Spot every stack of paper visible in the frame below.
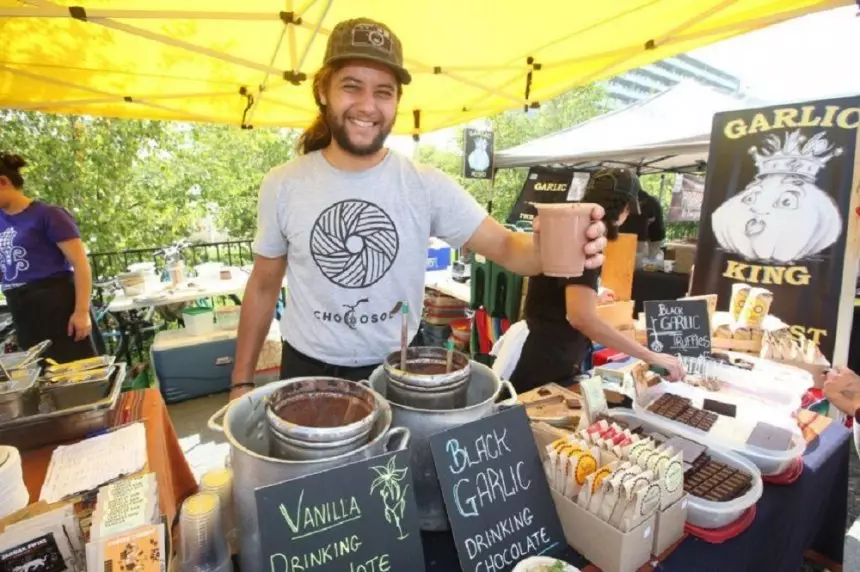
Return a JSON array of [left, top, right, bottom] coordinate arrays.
[[90, 473, 160, 541], [40, 423, 147, 504], [85, 473, 164, 572]]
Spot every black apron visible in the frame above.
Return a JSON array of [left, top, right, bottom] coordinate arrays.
[[5, 273, 98, 364], [280, 329, 426, 381]]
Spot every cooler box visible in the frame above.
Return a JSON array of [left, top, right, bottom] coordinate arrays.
[[427, 238, 452, 271], [152, 329, 237, 404]]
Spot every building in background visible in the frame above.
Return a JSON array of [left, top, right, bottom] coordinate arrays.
[[605, 53, 742, 107]]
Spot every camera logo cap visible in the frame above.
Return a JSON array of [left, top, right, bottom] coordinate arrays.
[[324, 18, 412, 85]]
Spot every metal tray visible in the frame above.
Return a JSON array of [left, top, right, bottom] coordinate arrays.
[[0, 366, 42, 422], [0, 363, 127, 450], [45, 355, 116, 376]]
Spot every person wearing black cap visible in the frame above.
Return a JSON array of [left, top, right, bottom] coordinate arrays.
[[619, 187, 666, 258], [508, 168, 685, 392], [229, 18, 610, 399]]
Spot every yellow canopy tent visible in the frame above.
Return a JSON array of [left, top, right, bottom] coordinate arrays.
[[0, 0, 849, 135]]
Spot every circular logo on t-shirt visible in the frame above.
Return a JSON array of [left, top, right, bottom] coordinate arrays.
[[310, 199, 400, 289]]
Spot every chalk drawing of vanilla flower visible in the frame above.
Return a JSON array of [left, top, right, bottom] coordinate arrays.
[[370, 455, 410, 540]]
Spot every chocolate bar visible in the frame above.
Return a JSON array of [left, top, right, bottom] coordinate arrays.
[[746, 421, 795, 451], [683, 458, 753, 502], [703, 398, 737, 418]]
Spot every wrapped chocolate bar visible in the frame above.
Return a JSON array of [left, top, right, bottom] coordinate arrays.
[[620, 480, 662, 532], [712, 312, 733, 339], [563, 450, 598, 498], [730, 323, 753, 341], [609, 470, 655, 529], [729, 283, 751, 322], [577, 462, 618, 509], [738, 287, 773, 328]]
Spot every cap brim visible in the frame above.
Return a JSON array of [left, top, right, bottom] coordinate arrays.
[[326, 53, 412, 85]]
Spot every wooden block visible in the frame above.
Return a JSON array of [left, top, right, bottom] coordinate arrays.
[[601, 232, 637, 301]]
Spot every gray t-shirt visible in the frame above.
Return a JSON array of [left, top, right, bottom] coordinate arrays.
[[253, 150, 487, 367]]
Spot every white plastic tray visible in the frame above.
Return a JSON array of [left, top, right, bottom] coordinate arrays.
[[633, 383, 805, 476], [608, 409, 763, 529]]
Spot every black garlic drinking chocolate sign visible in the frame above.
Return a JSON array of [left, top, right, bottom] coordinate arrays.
[[255, 450, 424, 572], [690, 97, 860, 363], [644, 299, 711, 357], [429, 405, 566, 572]]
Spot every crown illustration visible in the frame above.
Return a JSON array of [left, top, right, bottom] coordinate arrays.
[[748, 130, 843, 179]]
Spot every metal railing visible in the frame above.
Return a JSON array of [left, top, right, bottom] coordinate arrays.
[[88, 239, 254, 282]]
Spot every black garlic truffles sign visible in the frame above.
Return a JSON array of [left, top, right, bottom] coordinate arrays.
[[255, 450, 424, 572], [429, 405, 566, 572], [644, 299, 711, 357]]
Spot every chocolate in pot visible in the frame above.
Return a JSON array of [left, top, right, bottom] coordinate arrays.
[[274, 392, 373, 428]]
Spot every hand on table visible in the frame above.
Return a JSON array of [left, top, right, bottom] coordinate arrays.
[[68, 310, 92, 341], [650, 353, 686, 381], [533, 204, 608, 270]]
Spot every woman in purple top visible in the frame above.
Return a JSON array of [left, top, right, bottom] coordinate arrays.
[[0, 153, 96, 363]]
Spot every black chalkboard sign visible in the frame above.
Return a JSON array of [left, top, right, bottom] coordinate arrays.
[[644, 299, 711, 357], [255, 450, 425, 572], [429, 405, 566, 572]]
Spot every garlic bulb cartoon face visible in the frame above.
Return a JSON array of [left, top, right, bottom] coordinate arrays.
[[468, 137, 491, 172], [711, 130, 843, 264]]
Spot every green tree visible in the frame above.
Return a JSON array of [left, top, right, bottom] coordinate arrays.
[[417, 85, 608, 221], [0, 111, 204, 253]]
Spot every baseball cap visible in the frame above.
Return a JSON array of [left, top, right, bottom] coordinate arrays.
[[323, 18, 412, 85], [585, 167, 642, 215]]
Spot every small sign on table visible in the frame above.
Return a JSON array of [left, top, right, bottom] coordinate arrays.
[[429, 405, 566, 572], [644, 299, 712, 357], [256, 450, 425, 572]]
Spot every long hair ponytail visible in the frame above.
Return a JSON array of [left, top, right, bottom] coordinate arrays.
[[297, 64, 339, 155]]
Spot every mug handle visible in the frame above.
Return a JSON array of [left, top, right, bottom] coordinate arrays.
[[385, 427, 411, 452], [495, 380, 519, 409]]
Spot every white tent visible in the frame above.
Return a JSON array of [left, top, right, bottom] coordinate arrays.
[[493, 81, 767, 173]]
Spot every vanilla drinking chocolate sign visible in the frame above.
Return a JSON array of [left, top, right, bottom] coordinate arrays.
[[690, 97, 860, 363]]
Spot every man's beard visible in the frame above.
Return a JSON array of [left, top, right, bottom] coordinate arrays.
[[326, 107, 392, 156]]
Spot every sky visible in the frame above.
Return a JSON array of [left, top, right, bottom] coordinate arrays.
[[387, 5, 860, 155]]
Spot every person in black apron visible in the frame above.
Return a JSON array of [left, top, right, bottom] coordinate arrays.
[[0, 153, 97, 364], [509, 168, 685, 393]]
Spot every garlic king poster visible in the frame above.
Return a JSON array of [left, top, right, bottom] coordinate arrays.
[[690, 97, 860, 363]]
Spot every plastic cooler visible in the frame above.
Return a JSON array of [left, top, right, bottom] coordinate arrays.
[[151, 329, 237, 404], [633, 382, 805, 476], [608, 409, 763, 530]]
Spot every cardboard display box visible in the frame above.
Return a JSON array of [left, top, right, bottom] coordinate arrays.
[[653, 495, 688, 557], [551, 489, 655, 572]]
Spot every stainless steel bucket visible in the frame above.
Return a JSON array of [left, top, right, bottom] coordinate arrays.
[[383, 346, 472, 410], [207, 379, 410, 572], [368, 361, 516, 531], [265, 377, 379, 460]]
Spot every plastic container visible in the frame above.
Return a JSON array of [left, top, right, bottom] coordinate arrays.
[[179, 492, 232, 572], [215, 306, 240, 331], [632, 383, 805, 476], [183, 307, 215, 337], [682, 354, 810, 414], [608, 409, 763, 530]]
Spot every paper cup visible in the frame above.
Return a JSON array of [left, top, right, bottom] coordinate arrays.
[[535, 203, 595, 278]]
